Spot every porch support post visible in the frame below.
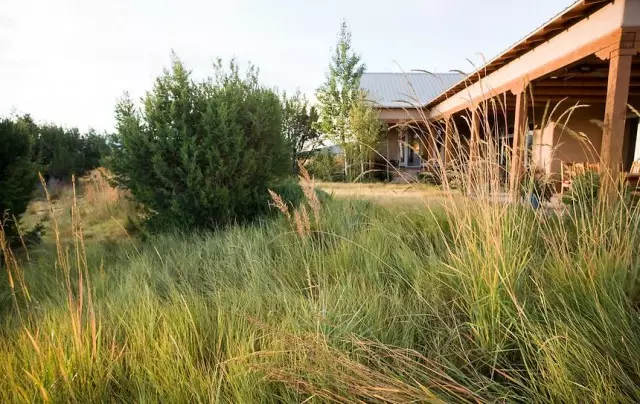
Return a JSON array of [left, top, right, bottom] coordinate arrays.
[[467, 108, 480, 193], [600, 49, 632, 198], [441, 117, 452, 190], [443, 117, 452, 167], [509, 91, 526, 201], [470, 108, 480, 164]]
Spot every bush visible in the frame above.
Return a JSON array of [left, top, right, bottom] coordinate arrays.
[[108, 56, 290, 231], [0, 117, 38, 239], [269, 179, 331, 211], [307, 150, 340, 181], [562, 171, 600, 209]]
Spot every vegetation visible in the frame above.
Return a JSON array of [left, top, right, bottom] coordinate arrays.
[[0, 117, 39, 239], [347, 96, 386, 179], [316, 20, 366, 180], [2, 170, 640, 402], [3, 25, 640, 403], [281, 91, 321, 174], [306, 149, 341, 181], [33, 123, 109, 181], [108, 56, 290, 231]]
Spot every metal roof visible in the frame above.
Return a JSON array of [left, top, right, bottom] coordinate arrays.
[[359, 72, 465, 108]]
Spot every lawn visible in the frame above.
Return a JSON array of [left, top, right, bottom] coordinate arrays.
[[316, 181, 456, 208], [1, 176, 640, 402]]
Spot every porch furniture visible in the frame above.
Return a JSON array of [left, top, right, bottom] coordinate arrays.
[[628, 161, 640, 192], [561, 162, 577, 195], [586, 162, 600, 172]]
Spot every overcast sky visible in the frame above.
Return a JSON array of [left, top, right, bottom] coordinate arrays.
[[1, 0, 575, 132]]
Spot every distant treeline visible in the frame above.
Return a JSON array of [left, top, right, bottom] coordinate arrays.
[[1, 115, 110, 238], [15, 115, 110, 181]]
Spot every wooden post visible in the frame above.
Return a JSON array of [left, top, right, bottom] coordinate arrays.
[[444, 118, 452, 166], [470, 108, 480, 164], [441, 118, 452, 189], [509, 91, 526, 201], [600, 50, 632, 198], [467, 108, 480, 194]]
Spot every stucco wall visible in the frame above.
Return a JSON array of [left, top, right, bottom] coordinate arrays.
[[377, 127, 399, 163], [530, 103, 638, 178]]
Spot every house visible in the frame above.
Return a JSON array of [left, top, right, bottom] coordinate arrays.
[[360, 72, 463, 172], [362, 0, 640, 193]]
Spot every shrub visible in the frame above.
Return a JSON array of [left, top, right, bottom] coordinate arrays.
[[269, 179, 331, 211], [108, 56, 290, 231], [521, 168, 554, 208], [307, 150, 340, 181], [0, 117, 38, 239], [563, 171, 600, 209]]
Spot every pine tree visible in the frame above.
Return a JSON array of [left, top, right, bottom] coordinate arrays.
[[316, 21, 366, 180], [108, 55, 290, 231], [0, 117, 38, 239], [282, 90, 321, 174]]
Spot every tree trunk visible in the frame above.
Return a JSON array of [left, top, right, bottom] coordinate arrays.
[[292, 149, 297, 175]]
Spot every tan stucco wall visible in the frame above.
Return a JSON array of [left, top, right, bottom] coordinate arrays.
[[551, 105, 604, 176], [531, 104, 616, 178], [377, 127, 399, 162]]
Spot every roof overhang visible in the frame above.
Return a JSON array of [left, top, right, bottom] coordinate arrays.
[[427, 0, 630, 119]]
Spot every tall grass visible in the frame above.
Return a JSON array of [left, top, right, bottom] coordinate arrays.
[[2, 99, 640, 402]]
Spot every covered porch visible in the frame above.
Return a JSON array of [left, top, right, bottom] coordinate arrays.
[[428, 0, 640, 197]]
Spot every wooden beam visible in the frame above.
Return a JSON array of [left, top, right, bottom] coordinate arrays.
[[509, 92, 527, 200], [601, 51, 632, 198]]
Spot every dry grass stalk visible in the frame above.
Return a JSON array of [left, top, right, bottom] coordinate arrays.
[[268, 189, 290, 220], [38, 173, 98, 358], [269, 162, 323, 238], [299, 161, 321, 226]]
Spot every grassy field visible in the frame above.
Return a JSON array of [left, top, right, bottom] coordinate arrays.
[[316, 181, 456, 208], [1, 174, 640, 402]]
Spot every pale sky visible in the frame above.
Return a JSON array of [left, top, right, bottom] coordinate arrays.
[[1, 0, 575, 133]]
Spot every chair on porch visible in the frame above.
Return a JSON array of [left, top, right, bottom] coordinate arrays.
[[586, 162, 600, 172], [628, 161, 640, 196], [561, 162, 577, 195]]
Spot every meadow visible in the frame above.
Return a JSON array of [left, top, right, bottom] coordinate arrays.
[[1, 169, 640, 403]]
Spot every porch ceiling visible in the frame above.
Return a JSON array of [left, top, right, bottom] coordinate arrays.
[[529, 55, 640, 104]]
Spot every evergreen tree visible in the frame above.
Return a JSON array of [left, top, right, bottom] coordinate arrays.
[[282, 90, 320, 174], [316, 20, 366, 180], [108, 55, 289, 230], [0, 117, 38, 238]]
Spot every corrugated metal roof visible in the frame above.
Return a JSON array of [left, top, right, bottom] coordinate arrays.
[[360, 72, 465, 108]]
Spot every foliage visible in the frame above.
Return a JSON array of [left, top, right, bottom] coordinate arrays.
[[3, 189, 640, 401], [268, 179, 330, 212], [306, 149, 341, 181], [281, 91, 320, 174], [521, 168, 554, 207], [108, 55, 290, 231], [0, 117, 39, 239], [316, 20, 366, 180], [562, 171, 600, 209], [33, 121, 109, 181], [347, 96, 386, 179]]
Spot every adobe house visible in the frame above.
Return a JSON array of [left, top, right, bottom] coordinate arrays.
[[359, 72, 463, 174], [363, 0, 640, 193]]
